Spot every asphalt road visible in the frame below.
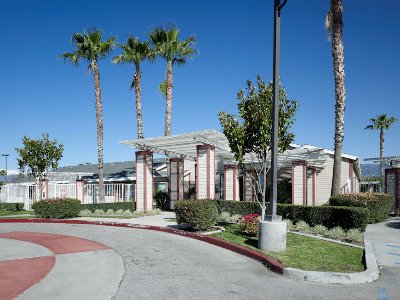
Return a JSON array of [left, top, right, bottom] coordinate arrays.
[[0, 223, 398, 300]]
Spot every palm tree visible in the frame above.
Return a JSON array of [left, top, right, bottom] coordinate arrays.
[[326, 0, 346, 196], [113, 37, 153, 139], [365, 114, 397, 186], [61, 29, 115, 203], [149, 27, 197, 136]]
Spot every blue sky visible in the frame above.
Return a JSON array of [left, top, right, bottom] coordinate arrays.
[[0, 0, 399, 170]]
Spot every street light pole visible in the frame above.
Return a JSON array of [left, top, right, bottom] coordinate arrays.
[[269, 0, 287, 219]]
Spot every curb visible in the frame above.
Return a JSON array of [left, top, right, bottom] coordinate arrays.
[[0, 218, 284, 275], [0, 218, 380, 284], [282, 239, 379, 284]]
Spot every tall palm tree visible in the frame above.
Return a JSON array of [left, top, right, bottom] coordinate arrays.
[[365, 114, 397, 186], [113, 37, 153, 139], [149, 27, 197, 136], [61, 29, 115, 203], [326, 0, 346, 196]]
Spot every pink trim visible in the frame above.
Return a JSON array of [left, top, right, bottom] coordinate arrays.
[[213, 149, 215, 200], [312, 168, 316, 206], [0, 219, 285, 275], [143, 153, 147, 211], [291, 163, 295, 205], [196, 151, 199, 199], [233, 167, 237, 201], [207, 146, 210, 198], [135, 152, 138, 209]]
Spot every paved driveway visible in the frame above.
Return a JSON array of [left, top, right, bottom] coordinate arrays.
[[0, 223, 399, 300]]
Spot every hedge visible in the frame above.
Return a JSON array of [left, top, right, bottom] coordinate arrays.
[[329, 193, 393, 223], [0, 202, 25, 211], [32, 198, 81, 219], [82, 201, 136, 213], [214, 200, 369, 230], [175, 200, 218, 231]]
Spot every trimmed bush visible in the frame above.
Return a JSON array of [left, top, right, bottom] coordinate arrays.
[[238, 214, 260, 236], [329, 193, 393, 223], [93, 209, 105, 215], [325, 227, 345, 240], [214, 200, 369, 230], [79, 209, 92, 216], [295, 221, 310, 232], [32, 198, 81, 219], [175, 200, 218, 231], [285, 219, 294, 231], [105, 209, 114, 215], [0, 202, 25, 211], [82, 202, 135, 213], [115, 209, 124, 215], [346, 229, 363, 243], [154, 190, 169, 210], [312, 224, 328, 236]]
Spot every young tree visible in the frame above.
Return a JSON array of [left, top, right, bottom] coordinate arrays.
[[113, 37, 154, 139], [61, 29, 115, 203], [219, 76, 298, 220], [149, 27, 197, 136], [326, 0, 347, 196], [15, 133, 63, 200], [365, 114, 397, 186]]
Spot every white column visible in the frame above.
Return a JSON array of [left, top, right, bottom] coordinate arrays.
[[196, 145, 215, 199], [76, 180, 85, 204], [168, 158, 184, 209], [292, 160, 307, 205], [244, 170, 256, 201], [135, 151, 153, 211], [224, 165, 239, 201]]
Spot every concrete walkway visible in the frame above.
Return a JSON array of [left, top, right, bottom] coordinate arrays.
[[365, 217, 400, 267], [76, 211, 180, 228]]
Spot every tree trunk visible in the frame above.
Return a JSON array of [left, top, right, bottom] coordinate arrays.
[[380, 128, 385, 190], [330, 0, 346, 196], [134, 63, 144, 139], [92, 60, 105, 203], [164, 60, 173, 136]]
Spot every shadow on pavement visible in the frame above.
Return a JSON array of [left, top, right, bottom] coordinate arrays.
[[386, 220, 400, 230]]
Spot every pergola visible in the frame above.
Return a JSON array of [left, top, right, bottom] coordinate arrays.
[[120, 130, 332, 210]]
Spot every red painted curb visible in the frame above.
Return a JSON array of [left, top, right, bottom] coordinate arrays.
[[0, 218, 285, 274]]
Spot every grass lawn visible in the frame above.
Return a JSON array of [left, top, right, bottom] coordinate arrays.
[[0, 210, 34, 217], [212, 223, 364, 273]]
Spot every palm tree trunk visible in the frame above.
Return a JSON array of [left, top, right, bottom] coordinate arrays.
[[134, 63, 143, 139], [91, 60, 105, 203], [330, 0, 346, 196], [165, 60, 173, 136], [380, 128, 385, 190]]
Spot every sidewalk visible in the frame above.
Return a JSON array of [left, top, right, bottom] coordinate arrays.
[[365, 217, 400, 268], [76, 211, 180, 228]]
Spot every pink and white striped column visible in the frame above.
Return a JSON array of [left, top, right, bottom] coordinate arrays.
[[168, 158, 184, 209], [75, 179, 85, 204], [224, 164, 239, 201], [244, 170, 256, 201], [196, 145, 215, 199], [135, 151, 153, 211], [292, 160, 307, 205]]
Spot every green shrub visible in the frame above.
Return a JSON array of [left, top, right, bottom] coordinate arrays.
[[329, 193, 393, 223], [238, 214, 260, 236], [79, 209, 92, 216], [93, 209, 105, 215], [32, 198, 81, 219], [105, 209, 114, 215], [295, 220, 311, 232], [346, 229, 364, 243], [146, 208, 161, 216], [285, 219, 294, 230], [123, 209, 132, 216], [218, 212, 241, 223], [175, 200, 218, 231], [154, 190, 169, 210], [131, 210, 145, 218], [0, 202, 25, 211], [312, 224, 328, 236], [214, 200, 369, 230], [325, 227, 345, 240], [115, 209, 124, 215], [82, 202, 135, 213]]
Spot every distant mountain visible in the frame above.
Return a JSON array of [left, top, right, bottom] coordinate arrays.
[[360, 164, 382, 178]]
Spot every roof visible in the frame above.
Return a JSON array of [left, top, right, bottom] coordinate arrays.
[[120, 129, 359, 170]]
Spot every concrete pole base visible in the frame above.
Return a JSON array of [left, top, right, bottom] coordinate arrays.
[[258, 219, 287, 252]]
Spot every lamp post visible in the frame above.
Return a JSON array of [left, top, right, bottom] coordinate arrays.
[[1, 154, 9, 184], [258, 0, 288, 252]]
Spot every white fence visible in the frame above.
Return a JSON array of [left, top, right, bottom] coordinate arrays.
[[0, 182, 135, 210]]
